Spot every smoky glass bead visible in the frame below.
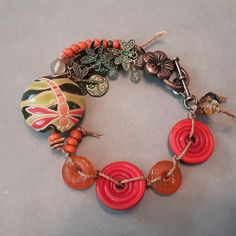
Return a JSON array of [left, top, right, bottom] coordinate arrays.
[[51, 58, 66, 75]]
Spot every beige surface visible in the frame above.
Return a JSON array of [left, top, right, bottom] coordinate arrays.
[[0, 0, 236, 236]]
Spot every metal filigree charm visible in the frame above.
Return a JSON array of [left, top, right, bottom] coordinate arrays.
[[107, 39, 138, 71], [86, 75, 109, 97]]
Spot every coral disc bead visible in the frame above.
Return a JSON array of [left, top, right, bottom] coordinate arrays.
[[169, 119, 214, 164], [96, 161, 146, 210], [62, 156, 96, 190], [149, 160, 182, 195]]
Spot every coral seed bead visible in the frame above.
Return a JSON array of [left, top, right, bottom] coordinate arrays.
[[70, 44, 80, 54], [63, 48, 75, 58], [63, 144, 77, 154], [70, 130, 82, 142], [113, 40, 120, 49], [67, 137, 78, 146], [93, 39, 100, 48], [102, 39, 108, 48], [77, 41, 87, 51], [85, 39, 92, 48], [48, 133, 61, 142]]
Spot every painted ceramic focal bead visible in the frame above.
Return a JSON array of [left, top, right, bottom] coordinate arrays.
[[21, 77, 85, 133]]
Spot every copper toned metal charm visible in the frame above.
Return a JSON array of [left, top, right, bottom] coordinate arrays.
[[143, 51, 174, 79]]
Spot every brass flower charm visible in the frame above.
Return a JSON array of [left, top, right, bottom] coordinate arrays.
[[143, 51, 174, 79]]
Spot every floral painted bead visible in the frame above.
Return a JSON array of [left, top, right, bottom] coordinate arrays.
[[21, 77, 85, 133]]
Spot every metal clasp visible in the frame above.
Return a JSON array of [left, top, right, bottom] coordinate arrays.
[[172, 57, 198, 111]]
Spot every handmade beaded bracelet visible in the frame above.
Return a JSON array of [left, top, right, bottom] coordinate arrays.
[[20, 32, 235, 210]]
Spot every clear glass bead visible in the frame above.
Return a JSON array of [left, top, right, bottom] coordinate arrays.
[[130, 69, 141, 83], [108, 68, 118, 80], [51, 58, 66, 75]]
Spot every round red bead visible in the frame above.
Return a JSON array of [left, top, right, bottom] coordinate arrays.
[[169, 119, 214, 164], [96, 161, 146, 210]]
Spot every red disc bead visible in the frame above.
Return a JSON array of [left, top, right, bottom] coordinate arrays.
[[169, 119, 214, 164], [70, 129, 82, 142], [96, 161, 146, 210], [63, 47, 75, 58], [63, 144, 77, 154], [113, 40, 120, 49]]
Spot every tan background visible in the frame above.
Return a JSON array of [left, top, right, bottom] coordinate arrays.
[[0, 0, 236, 235]]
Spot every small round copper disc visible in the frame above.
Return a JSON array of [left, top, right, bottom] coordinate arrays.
[[148, 160, 182, 195]]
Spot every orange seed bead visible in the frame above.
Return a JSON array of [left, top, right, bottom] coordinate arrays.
[[63, 47, 75, 58], [48, 133, 61, 142], [93, 39, 100, 48], [113, 40, 120, 49], [70, 44, 80, 54], [77, 41, 87, 50], [102, 39, 108, 48], [85, 39, 92, 48], [67, 137, 78, 146], [63, 144, 77, 154], [70, 130, 82, 142]]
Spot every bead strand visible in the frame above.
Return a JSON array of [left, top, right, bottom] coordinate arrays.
[[63, 128, 83, 154], [61, 39, 120, 62]]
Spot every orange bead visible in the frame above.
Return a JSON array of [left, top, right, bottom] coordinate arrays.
[[70, 130, 82, 142], [148, 160, 182, 195], [70, 44, 80, 54], [93, 39, 100, 48], [77, 41, 87, 51], [48, 133, 61, 142], [63, 47, 75, 58], [62, 156, 96, 190], [102, 39, 108, 48], [85, 39, 92, 48], [67, 137, 78, 146], [63, 144, 77, 154], [113, 40, 120, 49]]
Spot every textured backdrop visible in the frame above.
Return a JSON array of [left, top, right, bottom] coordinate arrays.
[[0, 0, 236, 236]]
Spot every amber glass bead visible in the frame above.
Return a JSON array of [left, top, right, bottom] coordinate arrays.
[[62, 156, 96, 190], [148, 160, 182, 195]]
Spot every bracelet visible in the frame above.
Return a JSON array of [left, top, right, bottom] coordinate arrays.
[[20, 32, 235, 211]]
